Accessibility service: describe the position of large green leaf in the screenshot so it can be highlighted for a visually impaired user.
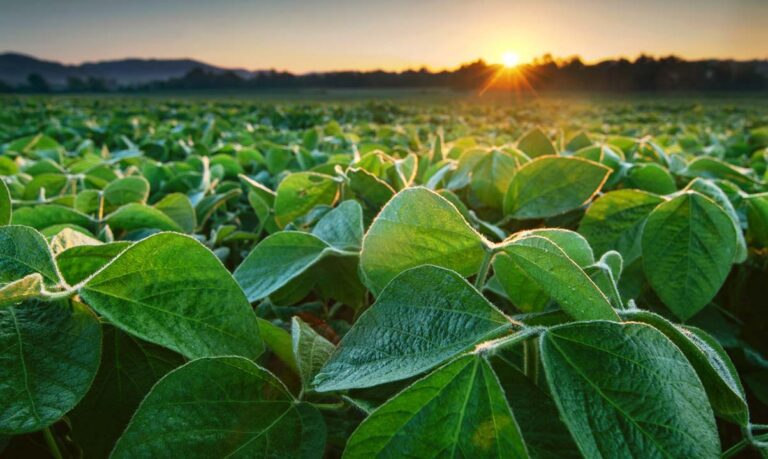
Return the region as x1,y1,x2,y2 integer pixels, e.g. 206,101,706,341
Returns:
540,321,720,458
0,225,59,284
344,355,528,459
504,156,610,219
274,172,338,228
496,236,618,321
112,356,326,458
313,265,513,392
80,232,263,360
360,187,487,294
578,189,664,262
0,300,101,433
0,180,10,226
621,310,748,425
234,231,340,302
641,192,736,320
69,326,183,458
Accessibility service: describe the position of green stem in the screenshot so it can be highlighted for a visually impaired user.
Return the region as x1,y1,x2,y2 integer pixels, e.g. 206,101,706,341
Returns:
43,427,63,459
474,249,494,289
310,401,345,411
523,338,539,384
721,437,750,459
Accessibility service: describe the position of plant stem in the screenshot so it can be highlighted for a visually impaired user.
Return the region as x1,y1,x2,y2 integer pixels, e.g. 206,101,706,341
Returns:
474,249,494,289
310,401,345,411
721,437,750,459
523,338,539,384
43,427,63,459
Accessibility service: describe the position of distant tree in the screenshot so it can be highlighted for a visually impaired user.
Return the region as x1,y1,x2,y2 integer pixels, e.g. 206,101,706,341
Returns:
26,73,50,92
0,80,12,93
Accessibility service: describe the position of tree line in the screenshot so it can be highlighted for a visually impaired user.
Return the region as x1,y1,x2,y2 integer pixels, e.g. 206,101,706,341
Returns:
2,54,767,93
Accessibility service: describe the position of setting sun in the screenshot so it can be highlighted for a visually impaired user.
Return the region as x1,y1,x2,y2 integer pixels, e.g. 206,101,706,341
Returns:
502,51,520,68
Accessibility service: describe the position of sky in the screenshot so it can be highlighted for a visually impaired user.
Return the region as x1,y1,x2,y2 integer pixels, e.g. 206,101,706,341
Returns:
1,0,766,73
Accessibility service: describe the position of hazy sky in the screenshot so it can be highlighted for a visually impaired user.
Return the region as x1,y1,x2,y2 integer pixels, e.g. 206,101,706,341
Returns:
1,0,766,72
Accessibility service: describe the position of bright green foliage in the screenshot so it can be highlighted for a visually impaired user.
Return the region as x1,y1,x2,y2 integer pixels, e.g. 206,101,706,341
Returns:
314,266,513,391
578,189,664,261
292,317,336,391
497,236,619,321
112,357,325,458
344,356,528,459
312,200,364,251
12,205,92,231
103,176,150,207
0,225,59,284
274,172,338,227
642,192,736,320
55,241,132,285
541,321,720,458
106,203,184,232
492,229,594,313
360,187,487,294
621,310,748,425
517,128,557,158
153,192,197,233
504,156,611,219
0,300,101,433
0,180,10,225
80,233,263,359
470,148,519,208
234,231,337,301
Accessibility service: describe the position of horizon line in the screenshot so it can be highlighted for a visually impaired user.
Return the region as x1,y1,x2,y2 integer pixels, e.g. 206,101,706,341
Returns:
3,50,768,76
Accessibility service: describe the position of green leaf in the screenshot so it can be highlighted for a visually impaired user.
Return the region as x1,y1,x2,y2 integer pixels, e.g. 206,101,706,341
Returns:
55,242,132,285
360,187,487,295
0,180,10,226
69,326,183,458
578,189,664,262
292,317,335,390
497,236,619,321
274,172,338,228
0,300,101,433
625,163,677,194
112,356,326,458
234,231,337,302
493,229,594,314
503,156,610,219
344,355,528,459
347,167,395,209
517,127,557,158
80,232,263,360
0,225,59,284
621,310,748,425
257,317,297,373
106,203,184,232
312,200,364,251
153,192,196,233
470,149,519,209
313,265,513,392
541,321,720,458
103,176,150,207
642,192,736,320
11,205,92,231
746,193,768,247
685,178,747,263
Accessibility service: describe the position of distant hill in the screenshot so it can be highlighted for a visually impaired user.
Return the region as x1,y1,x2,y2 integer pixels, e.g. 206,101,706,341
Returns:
0,52,254,86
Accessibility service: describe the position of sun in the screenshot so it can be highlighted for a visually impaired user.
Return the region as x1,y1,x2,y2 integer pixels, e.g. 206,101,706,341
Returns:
501,51,520,68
